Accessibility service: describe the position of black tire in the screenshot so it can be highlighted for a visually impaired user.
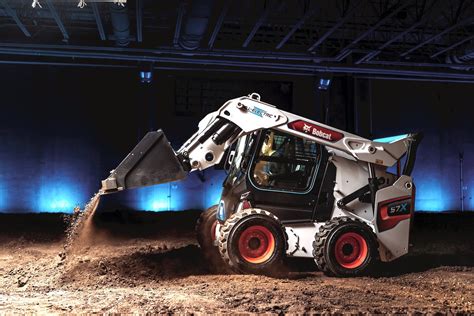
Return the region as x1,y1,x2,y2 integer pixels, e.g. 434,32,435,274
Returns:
196,205,226,272
313,217,378,277
218,209,286,276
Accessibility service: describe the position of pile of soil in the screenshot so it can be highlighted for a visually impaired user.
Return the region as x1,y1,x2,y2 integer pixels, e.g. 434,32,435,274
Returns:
0,210,472,314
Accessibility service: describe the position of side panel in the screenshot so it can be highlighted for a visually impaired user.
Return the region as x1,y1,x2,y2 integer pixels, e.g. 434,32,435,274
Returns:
285,223,322,258
330,156,374,222
373,175,414,262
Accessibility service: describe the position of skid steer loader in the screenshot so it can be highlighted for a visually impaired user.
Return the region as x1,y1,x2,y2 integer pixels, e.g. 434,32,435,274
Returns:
100,93,422,277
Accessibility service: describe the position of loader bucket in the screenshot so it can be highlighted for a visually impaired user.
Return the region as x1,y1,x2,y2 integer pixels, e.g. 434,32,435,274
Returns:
101,130,187,193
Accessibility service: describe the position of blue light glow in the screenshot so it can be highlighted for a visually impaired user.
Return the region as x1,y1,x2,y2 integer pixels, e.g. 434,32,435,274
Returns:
131,170,226,212
137,184,171,212
36,178,85,213
203,171,226,208
151,200,168,211
373,134,408,143
414,180,448,211
50,200,71,210
467,188,474,210
0,182,6,212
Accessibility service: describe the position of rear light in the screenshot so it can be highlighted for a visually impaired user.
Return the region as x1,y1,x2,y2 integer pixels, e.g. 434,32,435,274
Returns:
242,200,252,209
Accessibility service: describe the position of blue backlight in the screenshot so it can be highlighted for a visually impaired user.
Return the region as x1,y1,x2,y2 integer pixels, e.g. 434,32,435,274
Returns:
36,178,85,213
50,200,71,210
151,200,168,211
138,184,171,212
132,170,226,212
373,134,409,143
0,182,5,212
413,179,448,211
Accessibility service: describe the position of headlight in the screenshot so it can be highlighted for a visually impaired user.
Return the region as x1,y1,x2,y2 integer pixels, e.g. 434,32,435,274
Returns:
217,200,225,221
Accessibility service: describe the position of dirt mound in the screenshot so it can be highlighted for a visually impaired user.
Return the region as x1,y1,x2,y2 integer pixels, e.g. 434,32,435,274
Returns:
60,244,209,288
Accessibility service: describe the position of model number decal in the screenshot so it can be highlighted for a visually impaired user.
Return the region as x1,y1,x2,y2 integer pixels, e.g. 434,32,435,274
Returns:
287,120,344,142
387,200,411,216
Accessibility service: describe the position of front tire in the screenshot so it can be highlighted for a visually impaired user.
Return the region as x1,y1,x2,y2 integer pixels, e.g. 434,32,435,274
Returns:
218,209,286,276
196,205,226,272
313,217,378,277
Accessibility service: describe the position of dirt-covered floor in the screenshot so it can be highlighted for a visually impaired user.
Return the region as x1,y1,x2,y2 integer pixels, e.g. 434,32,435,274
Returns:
0,210,472,314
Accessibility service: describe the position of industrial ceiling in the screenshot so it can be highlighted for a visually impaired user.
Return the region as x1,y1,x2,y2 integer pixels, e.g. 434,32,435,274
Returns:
0,0,473,82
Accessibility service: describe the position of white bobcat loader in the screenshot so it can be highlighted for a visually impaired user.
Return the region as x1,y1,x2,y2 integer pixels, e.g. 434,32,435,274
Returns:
101,93,422,277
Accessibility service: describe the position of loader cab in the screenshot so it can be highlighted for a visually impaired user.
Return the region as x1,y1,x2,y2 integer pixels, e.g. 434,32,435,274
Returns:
219,129,336,224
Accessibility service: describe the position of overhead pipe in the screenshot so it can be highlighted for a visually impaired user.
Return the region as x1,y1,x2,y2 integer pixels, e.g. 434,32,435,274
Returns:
2,58,474,83
179,0,214,50
110,2,130,47
1,46,474,80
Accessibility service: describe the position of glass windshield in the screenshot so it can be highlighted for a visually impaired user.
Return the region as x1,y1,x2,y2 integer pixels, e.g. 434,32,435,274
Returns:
226,134,253,185
250,129,320,192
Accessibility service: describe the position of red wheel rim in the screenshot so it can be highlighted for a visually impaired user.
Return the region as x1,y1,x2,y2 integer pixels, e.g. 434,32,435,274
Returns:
238,225,275,264
210,220,218,242
334,232,368,269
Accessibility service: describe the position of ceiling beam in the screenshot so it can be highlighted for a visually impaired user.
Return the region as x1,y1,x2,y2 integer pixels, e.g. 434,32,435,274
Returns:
0,0,31,37
307,0,362,52
242,5,271,48
355,19,425,64
2,58,474,83
335,2,409,60
208,0,232,49
45,0,69,40
1,46,474,79
243,1,285,48
173,1,186,47
276,8,315,50
430,34,474,58
91,2,106,41
355,0,443,64
400,16,474,57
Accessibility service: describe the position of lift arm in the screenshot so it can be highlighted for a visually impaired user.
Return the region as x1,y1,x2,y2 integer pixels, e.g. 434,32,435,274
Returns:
176,93,413,172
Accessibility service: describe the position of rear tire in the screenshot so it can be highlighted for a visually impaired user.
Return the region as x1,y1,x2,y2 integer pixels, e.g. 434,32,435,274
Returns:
313,217,378,277
196,205,226,272
218,209,286,276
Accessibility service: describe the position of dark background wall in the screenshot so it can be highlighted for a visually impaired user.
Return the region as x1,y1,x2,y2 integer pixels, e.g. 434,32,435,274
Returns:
370,80,474,211
0,64,471,212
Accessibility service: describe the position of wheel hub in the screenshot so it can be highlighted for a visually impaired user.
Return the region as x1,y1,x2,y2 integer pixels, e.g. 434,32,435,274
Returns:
342,243,354,256
334,232,368,269
238,225,275,264
248,237,261,250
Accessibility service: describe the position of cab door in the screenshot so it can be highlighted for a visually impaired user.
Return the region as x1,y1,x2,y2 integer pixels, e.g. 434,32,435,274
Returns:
246,129,327,223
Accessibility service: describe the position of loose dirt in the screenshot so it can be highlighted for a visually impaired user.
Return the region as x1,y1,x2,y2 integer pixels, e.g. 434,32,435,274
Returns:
0,211,472,314
63,192,101,253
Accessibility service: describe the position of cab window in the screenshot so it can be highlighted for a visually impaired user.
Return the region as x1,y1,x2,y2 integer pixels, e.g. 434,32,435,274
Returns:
250,129,320,192
225,133,257,185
